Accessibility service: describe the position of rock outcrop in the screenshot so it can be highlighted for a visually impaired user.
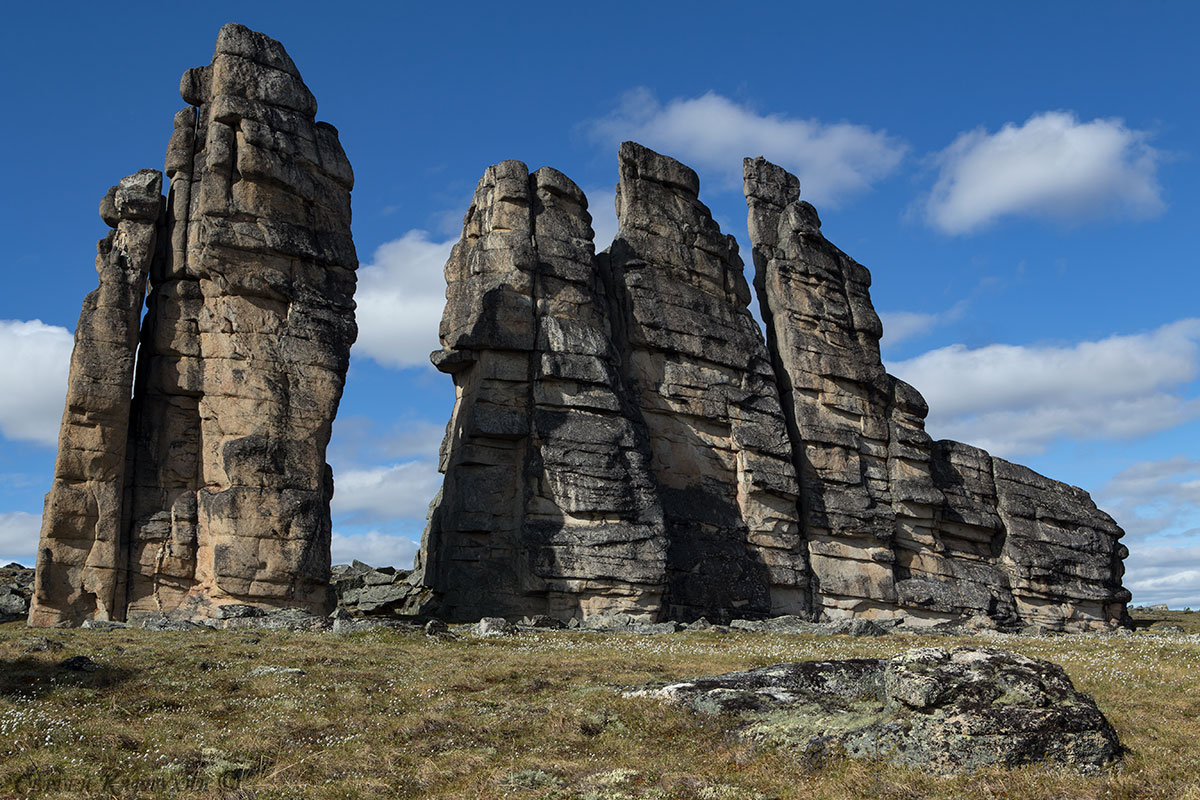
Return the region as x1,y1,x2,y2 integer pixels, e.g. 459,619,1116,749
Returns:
30,24,356,626
744,157,1129,631
413,144,1128,631
415,144,807,622
628,647,1122,773
1,563,34,623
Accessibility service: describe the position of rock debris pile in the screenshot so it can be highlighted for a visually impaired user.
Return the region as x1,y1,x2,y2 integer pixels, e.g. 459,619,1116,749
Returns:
30,24,356,626
411,143,1129,631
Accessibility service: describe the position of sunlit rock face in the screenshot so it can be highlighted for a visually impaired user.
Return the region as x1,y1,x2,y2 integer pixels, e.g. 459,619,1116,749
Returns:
415,144,1129,630
745,157,1129,632
30,24,356,626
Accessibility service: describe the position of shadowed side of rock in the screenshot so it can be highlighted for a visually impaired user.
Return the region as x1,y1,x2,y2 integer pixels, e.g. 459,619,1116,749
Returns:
29,24,356,626
414,161,667,621
607,143,808,621
415,144,808,623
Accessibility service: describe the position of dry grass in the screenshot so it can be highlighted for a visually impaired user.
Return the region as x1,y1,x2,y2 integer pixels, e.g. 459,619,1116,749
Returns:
1,619,1199,799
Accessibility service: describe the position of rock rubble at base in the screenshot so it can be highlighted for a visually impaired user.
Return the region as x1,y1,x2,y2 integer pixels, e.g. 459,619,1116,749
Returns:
627,646,1121,773
0,563,33,623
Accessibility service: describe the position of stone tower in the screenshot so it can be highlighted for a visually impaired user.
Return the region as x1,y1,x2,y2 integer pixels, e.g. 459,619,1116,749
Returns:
29,24,357,626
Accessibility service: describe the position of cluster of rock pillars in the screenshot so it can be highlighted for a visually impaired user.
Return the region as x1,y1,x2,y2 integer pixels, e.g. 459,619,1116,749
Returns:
29,24,1130,632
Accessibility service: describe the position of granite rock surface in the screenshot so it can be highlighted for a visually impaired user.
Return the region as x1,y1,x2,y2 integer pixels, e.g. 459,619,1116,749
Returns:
411,145,1128,631
628,646,1121,773
30,23,356,626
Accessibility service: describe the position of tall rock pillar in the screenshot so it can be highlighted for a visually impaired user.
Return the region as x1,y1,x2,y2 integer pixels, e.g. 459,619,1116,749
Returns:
30,24,356,625
745,156,1129,630
29,173,164,626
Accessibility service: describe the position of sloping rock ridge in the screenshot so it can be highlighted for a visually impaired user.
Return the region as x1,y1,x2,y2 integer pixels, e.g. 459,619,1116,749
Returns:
30,23,356,626
415,144,1128,630
627,646,1121,773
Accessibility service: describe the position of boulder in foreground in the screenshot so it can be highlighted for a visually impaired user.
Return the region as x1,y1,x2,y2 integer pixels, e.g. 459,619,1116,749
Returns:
628,646,1120,773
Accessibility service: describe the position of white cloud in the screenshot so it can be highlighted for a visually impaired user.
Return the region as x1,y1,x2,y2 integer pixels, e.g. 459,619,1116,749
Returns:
331,460,442,524
585,187,618,251
352,231,455,369
331,529,420,570
589,88,906,204
0,511,40,565
0,320,73,447
1099,457,1200,540
1123,539,1200,609
925,111,1163,234
887,319,1200,456
879,300,970,349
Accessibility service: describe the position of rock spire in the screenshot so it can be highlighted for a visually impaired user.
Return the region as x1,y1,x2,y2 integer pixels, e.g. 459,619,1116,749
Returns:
412,145,1129,631
30,23,356,626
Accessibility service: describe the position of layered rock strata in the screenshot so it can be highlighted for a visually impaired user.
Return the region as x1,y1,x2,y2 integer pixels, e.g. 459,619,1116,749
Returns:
744,157,1129,630
30,24,356,626
416,144,1128,630
415,144,806,622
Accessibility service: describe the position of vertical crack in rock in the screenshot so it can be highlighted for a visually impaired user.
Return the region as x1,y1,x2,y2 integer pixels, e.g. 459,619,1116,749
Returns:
744,157,1130,631
29,172,164,626
416,161,669,621
412,148,1128,630
608,143,807,621
30,23,356,625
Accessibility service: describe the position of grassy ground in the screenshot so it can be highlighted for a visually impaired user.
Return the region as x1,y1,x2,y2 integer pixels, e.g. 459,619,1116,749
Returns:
1,618,1199,800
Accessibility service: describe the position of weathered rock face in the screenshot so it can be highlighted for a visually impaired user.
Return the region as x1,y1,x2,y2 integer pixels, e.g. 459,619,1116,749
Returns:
30,24,356,626
414,159,669,621
744,157,1129,631
415,144,806,623
1,563,34,623
628,647,1121,773
608,143,808,621
29,171,164,627
415,144,1128,630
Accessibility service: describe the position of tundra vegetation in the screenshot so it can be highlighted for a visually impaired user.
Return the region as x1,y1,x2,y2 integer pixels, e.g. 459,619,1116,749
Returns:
1,615,1198,799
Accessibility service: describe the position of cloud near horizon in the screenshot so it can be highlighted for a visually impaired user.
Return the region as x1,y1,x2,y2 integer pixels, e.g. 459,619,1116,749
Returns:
0,320,72,447
352,231,455,370
331,529,420,570
0,511,39,565
887,318,1200,456
589,88,907,204
330,459,442,525
924,111,1164,234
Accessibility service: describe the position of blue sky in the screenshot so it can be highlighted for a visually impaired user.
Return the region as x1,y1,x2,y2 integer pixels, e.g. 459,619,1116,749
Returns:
2,2,1198,607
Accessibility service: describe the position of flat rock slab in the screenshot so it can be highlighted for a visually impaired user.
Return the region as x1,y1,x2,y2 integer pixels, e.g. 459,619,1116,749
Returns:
627,646,1120,773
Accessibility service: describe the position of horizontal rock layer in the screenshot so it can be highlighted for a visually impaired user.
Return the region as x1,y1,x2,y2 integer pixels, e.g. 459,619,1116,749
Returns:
30,23,356,626
415,145,1128,631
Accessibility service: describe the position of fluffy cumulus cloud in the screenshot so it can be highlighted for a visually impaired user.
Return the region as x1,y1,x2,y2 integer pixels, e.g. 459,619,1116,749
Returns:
589,88,906,204
0,320,73,447
1100,457,1200,540
1122,539,1200,609
925,111,1163,234
888,319,1200,456
352,231,455,369
331,529,420,570
330,460,442,525
0,511,40,565
1099,457,1200,606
